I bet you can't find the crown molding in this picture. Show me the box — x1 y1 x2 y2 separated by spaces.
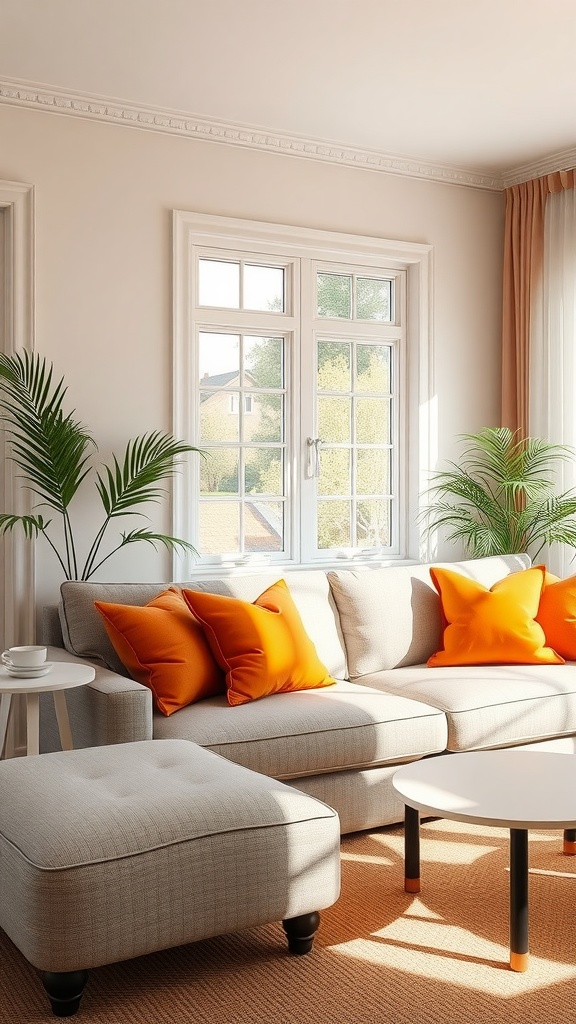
0 77 504 192
501 147 576 188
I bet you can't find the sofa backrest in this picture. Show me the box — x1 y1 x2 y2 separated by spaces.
59 582 170 676
327 553 531 677
56 554 531 682
58 570 348 680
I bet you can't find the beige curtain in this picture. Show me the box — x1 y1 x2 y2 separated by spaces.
501 169 576 434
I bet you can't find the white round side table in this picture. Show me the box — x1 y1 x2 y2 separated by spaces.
0 662 96 757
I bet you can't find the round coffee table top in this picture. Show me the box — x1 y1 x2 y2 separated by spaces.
393 750 576 830
0 662 95 695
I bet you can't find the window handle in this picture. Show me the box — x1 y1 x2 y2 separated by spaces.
307 437 324 478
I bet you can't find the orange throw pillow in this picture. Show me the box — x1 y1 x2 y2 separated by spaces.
536 570 576 660
427 566 564 667
182 579 335 706
94 587 224 716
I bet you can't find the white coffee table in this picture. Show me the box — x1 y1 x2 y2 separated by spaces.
0 662 95 757
393 750 576 972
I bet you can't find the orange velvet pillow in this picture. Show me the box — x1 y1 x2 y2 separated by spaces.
427 566 564 667
182 579 335 706
536 570 576 660
94 587 224 716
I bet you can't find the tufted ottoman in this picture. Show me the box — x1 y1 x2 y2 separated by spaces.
0 739 341 1017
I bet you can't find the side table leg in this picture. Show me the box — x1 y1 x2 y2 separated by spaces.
563 829 576 855
404 804 421 893
0 694 12 758
26 693 40 756
53 691 74 750
509 827 529 972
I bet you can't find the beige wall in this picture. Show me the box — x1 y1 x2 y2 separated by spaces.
0 103 505 614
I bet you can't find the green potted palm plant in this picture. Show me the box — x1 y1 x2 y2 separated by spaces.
0 350 201 580
420 426 576 559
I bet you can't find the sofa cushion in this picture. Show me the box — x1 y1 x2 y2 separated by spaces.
356 662 576 752
182 580 334 705
427 565 563 667
184 570 347 679
327 553 531 677
537 571 576 660
151 679 448 779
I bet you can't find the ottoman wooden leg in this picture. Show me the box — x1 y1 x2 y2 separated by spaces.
282 911 320 954
40 970 89 1017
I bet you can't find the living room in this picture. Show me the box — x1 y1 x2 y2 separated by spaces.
1 1 576 1021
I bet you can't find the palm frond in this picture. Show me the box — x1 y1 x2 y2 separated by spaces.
0 512 51 539
0 351 95 512
95 431 199 516
83 529 198 581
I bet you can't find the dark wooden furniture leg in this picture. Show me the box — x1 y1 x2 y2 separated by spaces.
40 970 88 1017
509 828 529 972
282 911 320 954
404 803 421 893
563 828 576 855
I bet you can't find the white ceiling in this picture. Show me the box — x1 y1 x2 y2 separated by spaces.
2 0 576 186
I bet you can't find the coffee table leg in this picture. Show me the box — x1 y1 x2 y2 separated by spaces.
563 829 576 855
404 804 421 893
509 828 529 972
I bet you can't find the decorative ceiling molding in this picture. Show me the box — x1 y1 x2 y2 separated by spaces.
501 147 576 189
0 77 504 191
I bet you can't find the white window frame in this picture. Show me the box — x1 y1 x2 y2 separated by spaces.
173 211 434 579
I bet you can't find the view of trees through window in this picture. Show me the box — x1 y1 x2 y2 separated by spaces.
195 258 397 556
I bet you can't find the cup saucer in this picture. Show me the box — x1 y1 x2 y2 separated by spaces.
3 662 53 678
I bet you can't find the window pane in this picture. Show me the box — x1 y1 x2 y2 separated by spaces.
355 398 391 443
317 397 350 443
357 277 392 321
317 273 352 319
317 341 351 391
317 500 351 549
356 346 391 393
199 500 240 555
245 394 283 442
356 449 390 495
200 448 239 494
243 265 284 312
318 448 350 496
199 333 240 383
245 448 283 495
199 393 239 443
357 500 391 547
198 259 240 308
245 501 284 552
244 336 283 388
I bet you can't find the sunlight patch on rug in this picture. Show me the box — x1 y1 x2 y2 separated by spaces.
330 920 576 995
340 851 394 866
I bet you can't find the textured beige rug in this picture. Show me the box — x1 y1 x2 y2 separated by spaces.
1 818 575 1023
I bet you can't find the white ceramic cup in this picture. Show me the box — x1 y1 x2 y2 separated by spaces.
1 645 48 668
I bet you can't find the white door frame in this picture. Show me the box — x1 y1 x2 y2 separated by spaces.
0 180 35 652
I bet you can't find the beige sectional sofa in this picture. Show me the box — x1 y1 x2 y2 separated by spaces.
41 552 576 834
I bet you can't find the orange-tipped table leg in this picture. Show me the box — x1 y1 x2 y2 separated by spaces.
563 828 576 855
509 828 529 972
404 804 421 894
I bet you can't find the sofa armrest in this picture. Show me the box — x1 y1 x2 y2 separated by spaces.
40 646 153 752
